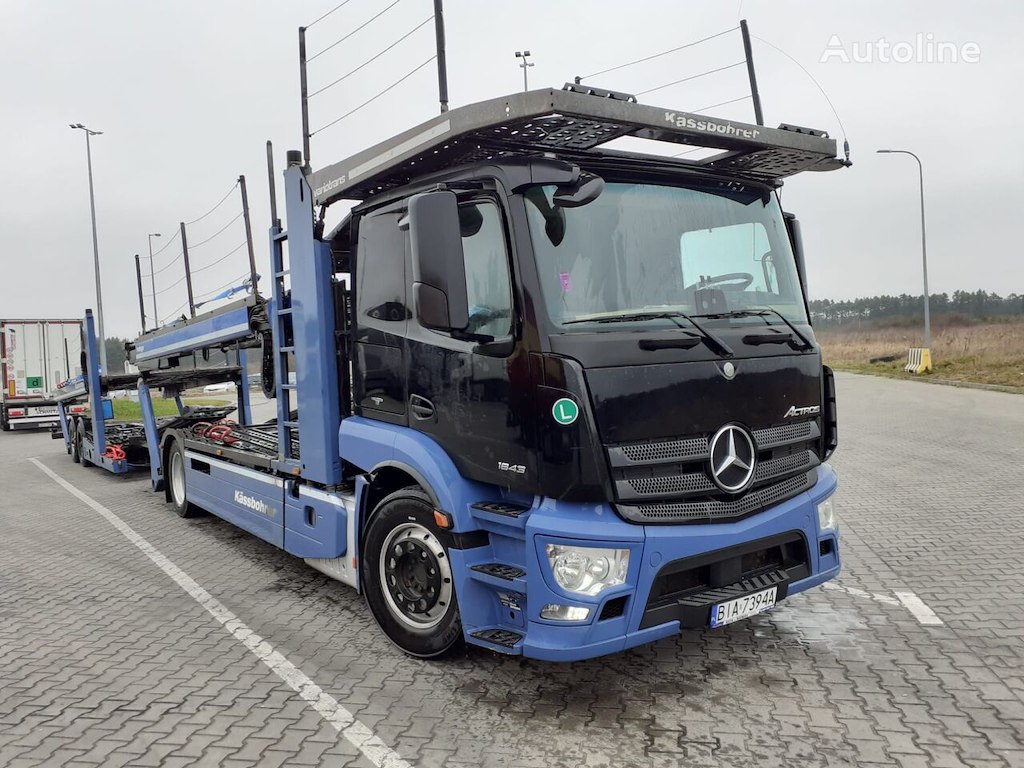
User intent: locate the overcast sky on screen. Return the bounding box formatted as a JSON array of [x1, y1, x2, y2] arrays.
[[2, 0, 1020, 338]]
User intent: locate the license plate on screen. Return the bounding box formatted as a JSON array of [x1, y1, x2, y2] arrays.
[[710, 586, 778, 628], [29, 406, 57, 416]]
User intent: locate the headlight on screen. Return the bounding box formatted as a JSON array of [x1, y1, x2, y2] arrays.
[[817, 497, 837, 531], [545, 544, 629, 596]]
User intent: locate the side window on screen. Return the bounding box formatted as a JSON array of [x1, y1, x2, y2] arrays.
[[460, 202, 512, 337], [357, 212, 408, 326]]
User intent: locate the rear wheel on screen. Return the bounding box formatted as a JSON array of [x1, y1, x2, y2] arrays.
[[362, 488, 463, 658], [70, 420, 81, 463], [167, 440, 198, 518]]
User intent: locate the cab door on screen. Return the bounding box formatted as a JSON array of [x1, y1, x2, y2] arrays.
[[404, 197, 535, 489], [353, 207, 409, 424]]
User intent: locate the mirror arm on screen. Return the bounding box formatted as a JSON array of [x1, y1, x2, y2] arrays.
[[471, 335, 515, 357]]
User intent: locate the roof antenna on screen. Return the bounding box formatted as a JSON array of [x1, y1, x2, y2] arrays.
[[739, 20, 764, 126], [433, 0, 449, 112]]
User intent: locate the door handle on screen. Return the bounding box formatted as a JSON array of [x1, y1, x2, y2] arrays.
[[409, 394, 435, 421]]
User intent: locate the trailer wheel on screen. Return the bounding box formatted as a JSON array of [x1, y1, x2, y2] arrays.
[[362, 488, 463, 658], [167, 440, 198, 518], [70, 420, 81, 463]]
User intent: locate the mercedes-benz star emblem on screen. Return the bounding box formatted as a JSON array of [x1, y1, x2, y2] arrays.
[[708, 424, 756, 493]]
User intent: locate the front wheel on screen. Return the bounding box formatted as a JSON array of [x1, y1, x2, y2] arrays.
[[167, 440, 199, 518], [362, 488, 463, 658]]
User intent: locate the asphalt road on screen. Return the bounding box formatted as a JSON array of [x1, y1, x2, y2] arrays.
[[1, 373, 1022, 767]]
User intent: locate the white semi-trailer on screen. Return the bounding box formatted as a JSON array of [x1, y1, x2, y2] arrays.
[[0, 318, 83, 431]]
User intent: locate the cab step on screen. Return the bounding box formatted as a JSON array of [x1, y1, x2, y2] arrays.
[[471, 501, 530, 518], [470, 563, 525, 581], [470, 628, 524, 650], [469, 501, 532, 535]]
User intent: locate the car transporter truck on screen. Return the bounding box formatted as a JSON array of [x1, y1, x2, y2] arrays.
[[117, 82, 845, 661]]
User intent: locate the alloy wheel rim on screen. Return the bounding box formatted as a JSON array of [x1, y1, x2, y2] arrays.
[[379, 522, 453, 630]]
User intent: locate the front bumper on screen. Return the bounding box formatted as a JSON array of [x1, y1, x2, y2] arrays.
[[519, 464, 839, 662]]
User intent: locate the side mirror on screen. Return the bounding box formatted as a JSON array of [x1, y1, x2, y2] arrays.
[[407, 190, 469, 332], [552, 174, 604, 208]]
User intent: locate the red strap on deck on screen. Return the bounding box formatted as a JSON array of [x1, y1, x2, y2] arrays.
[[103, 445, 126, 461]]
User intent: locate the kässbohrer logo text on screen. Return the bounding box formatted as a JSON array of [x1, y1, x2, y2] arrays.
[[234, 490, 275, 518]]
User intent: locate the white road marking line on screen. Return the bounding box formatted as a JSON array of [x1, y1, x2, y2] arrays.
[[822, 582, 944, 625], [29, 458, 410, 768], [822, 581, 901, 606], [894, 591, 945, 626]]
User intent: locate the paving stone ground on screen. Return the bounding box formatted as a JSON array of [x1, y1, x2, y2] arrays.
[[1, 372, 1022, 767]]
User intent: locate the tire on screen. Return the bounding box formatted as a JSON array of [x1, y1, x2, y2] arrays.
[[70, 420, 80, 463], [362, 487, 463, 658], [167, 440, 199, 518], [77, 420, 93, 468]]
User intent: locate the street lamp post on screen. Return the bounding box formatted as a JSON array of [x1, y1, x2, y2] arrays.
[[877, 149, 931, 351], [70, 123, 108, 372], [514, 50, 534, 92], [147, 233, 161, 325]]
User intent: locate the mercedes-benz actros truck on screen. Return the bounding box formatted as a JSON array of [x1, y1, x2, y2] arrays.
[[131, 84, 843, 661]]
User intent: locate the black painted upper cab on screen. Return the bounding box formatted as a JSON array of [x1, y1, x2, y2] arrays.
[[339, 157, 832, 512]]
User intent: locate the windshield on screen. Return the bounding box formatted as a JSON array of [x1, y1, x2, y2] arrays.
[[524, 181, 807, 326]]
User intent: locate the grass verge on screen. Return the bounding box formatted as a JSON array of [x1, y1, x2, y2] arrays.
[[818, 321, 1024, 390], [111, 398, 229, 420]]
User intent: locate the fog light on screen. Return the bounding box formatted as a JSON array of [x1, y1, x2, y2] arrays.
[[817, 497, 837, 531], [540, 604, 591, 622]]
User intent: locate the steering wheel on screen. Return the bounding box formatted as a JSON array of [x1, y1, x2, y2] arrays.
[[699, 272, 754, 291]]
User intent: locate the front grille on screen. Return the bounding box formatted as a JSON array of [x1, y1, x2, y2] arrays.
[[617, 436, 707, 464], [627, 471, 715, 497], [607, 420, 820, 524], [617, 471, 815, 523], [608, 421, 817, 468]]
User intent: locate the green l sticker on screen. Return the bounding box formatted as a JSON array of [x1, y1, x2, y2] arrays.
[[552, 397, 579, 426]]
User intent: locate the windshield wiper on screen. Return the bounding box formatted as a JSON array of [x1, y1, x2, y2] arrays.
[[564, 311, 734, 358], [695, 307, 814, 350]]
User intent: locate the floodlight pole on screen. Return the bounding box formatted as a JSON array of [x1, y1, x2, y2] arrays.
[[877, 149, 931, 349], [70, 123, 108, 372], [515, 50, 534, 92]]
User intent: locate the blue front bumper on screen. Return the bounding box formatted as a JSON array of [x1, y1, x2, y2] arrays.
[[516, 464, 840, 662]]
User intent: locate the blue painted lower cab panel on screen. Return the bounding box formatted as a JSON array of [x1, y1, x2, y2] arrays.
[[456, 465, 840, 662], [183, 451, 285, 548]]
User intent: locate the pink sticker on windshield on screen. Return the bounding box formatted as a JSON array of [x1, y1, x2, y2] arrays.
[[559, 272, 572, 292]]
